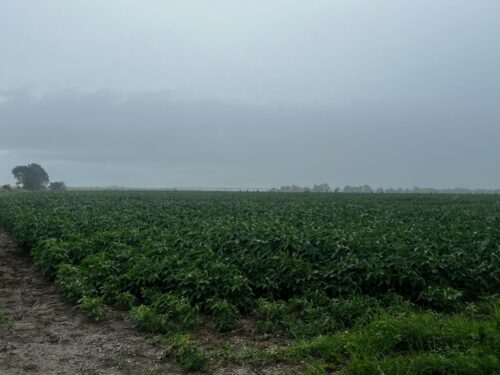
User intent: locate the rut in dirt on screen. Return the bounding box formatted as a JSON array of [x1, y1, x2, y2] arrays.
[[0, 230, 178, 375]]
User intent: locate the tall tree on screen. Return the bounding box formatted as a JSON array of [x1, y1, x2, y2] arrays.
[[11, 163, 49, 190]]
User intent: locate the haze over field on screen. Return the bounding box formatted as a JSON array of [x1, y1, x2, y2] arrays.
[[1, 1, 499, 189]]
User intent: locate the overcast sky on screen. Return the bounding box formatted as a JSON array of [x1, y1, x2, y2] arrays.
[[1, 1, 499, 189]]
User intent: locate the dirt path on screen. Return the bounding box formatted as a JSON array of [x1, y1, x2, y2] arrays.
[[0, 230, 178, 375]]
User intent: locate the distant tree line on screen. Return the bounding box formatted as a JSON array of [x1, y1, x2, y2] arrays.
[[1, 163, 66, 191], [270, 184, 500, 194], [270, 183, 332, 193]]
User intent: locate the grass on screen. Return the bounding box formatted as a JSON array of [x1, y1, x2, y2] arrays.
[[342, 351, 500, 375], [276, 301, 500, 374]]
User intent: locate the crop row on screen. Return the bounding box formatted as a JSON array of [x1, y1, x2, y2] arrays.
[[0, 191, 499, 332]]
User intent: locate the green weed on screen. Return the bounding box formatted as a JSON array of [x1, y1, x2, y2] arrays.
[[78, 295, 107, 321], [163, 334, 209, 372], [279, 310, 500, 373], [130, 305, 172, 334]]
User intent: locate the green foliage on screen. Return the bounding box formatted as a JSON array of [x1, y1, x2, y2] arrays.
[[1, 191, 499, 313], [164, 334, 209, 372], [49, 181, 66, 191], [206, 298, 239, 332], [279, 309, 500, 374], [114, 291, 137, 309], [462, 295, 500, 320], [0, 191, 499, 372], [419, 285, 464, 311], [142, 289, 199, 330], [11, 163, 49, 190], [56, 263, 96, 302], [31, 238, 69, 279], [343, 351, 500, 375], [78, 295, 107, 321], [130, 305, 172, 334], [347, 312, 498, 356], [254, 294, 411, 338], [255, 297, 335, 337], [328, 295, 383, 328], [130, 294, 199, 334]]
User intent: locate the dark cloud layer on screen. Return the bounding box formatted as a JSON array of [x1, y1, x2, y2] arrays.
[[1, 91, 499, 188], [1, 1, 499, 188]]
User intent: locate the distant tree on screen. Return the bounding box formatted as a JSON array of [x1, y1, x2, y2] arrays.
[[362, 185, 373, 193], [1, 184, 11, 191], [312, 183, 331, 193], [333, 187, 341, 193], [11, 163, 49, 190], [49, 181, 66, 191], [375, 187, 384, 193], [352, 186, 363, 193]]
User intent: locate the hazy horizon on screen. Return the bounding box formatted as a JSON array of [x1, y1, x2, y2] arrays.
[[1, 1, 499, 189]]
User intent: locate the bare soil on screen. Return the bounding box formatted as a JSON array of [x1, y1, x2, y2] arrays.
[[0, 230, 294, 375], [0, 230, 178, 375]]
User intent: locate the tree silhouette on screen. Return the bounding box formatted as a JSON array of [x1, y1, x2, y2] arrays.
[[49, 181, 66, 191], [11, 163, 49, 190]]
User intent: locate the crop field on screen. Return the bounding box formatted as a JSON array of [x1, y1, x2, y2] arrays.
[[0, 191, 499, 374]]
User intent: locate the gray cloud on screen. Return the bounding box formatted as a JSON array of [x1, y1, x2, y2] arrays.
[[1, 90, 499, 188], [0, 1, 499, 188]]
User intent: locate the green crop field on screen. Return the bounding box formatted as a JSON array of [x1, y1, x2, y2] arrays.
[[0, 191, 499, 373]]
